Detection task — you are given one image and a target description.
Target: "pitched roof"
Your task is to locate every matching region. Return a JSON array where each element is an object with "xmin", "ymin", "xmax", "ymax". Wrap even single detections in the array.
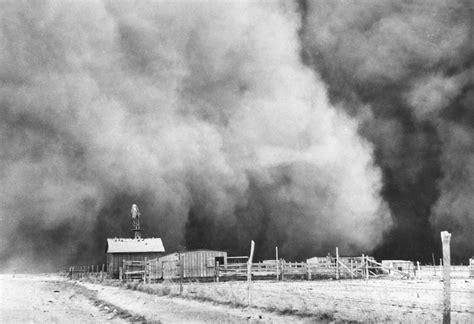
[{"xmin": 106, "ymin": 238, "xmax": 165, "ymax": 253}]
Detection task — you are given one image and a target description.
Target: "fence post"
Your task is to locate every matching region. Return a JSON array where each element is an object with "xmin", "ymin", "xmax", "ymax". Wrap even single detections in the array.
[
  {"xmin": 215, "ymin": 261, "xmax": 220, "ymax": 283},
  {"xmin": 144, "ymin": 257, "xmax": 147, "ymax": 283},
  {"xmin": 122, "ymin": 260, "xmax": 125, "ymax": 282},
  {"xmin": 439, "ymin": 258, "xmax": 443, "ymax": 277},
  {"xmin": 350, "ymin": 259, "xmax": 354, "ymax": 280},
  {"xmin": 361, "ymin": 254, "xmax": 365, "ymax": 278},
  {"xmin": 281, "ymin": 260, "xmax": 285, "ymax": 281},
  {"xmin": 470, "ymin": 259, "xmax": 474, "ymax": 278},
  {"xmin": 336, "ymin": 247, "xmax": 339, "ymax": 280},
  {"xmin": 275, "ymin": 246, "xmax": 279, "ymax": 281},
  {"xmin": 364, "ymin": 255, "xmax": 369, "ymax": 280},
  {"xmin": 441, "ymin": 231, "xmax": 451, "ymax": 324},
  {"xmin": 247, "ymin": 240, "xmax": 255, "ymax": 308},
  {"xmin": 179, "ymin": 253, "xmax": 184, "ymax": 295}
]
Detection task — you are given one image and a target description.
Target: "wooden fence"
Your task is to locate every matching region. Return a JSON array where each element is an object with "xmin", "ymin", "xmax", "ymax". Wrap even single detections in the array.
[
  {"xmin": 418, "ymin": 265, "xmax": 471, "ymax": 279},
  {"xmin": 68, "ymin": 264, "xmax": 106, "ymax": 280},
  {"xmin": 121, "ymin": 260, "xmax": 146, "ymax": 281},
  {"xmin": 133, "ymin": 255, "xmax": 412, "ymax": 283},
  {"xmin": 471, "ymin": 258, "xmax": 474, "ymax": 278},
  {"xmin": 68, "ymin": 257, "xmax": 474, "ymax": 282}
]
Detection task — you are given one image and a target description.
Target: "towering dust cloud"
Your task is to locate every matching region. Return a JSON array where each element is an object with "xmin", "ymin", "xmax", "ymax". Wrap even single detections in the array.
[
  {"xmin": 0, "ymin": 0, "xmax": 392, "ymax": 271},
  {"xmin": 301, "ymin": 0, "xmax": 473, "ymax": 262}
]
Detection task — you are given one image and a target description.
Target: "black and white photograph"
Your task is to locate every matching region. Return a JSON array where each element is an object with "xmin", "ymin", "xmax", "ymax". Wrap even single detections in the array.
[{"xmin": 0, "ymin": 0, "xmax": 473, "ymax": 322}]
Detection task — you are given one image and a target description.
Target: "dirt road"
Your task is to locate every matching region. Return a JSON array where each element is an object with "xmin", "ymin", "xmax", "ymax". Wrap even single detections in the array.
[
  {"xmin": 2, "ymin": 274, "xmax": 472, "ymax": 323},
  {"xmin": 0, "ymin": 274, "xmax": 126, "ymax": 323},
  {"xmin": 0, "ymin": 274, "xmax": 305, "ymax": 323}
]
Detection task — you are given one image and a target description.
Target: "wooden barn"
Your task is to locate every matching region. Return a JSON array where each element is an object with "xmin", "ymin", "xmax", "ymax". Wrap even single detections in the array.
[
  {"xmin": 158, "ymin": 250, "xmax": 227, "ymax": 279},
  {"xmin": 106, "ymin": 238, "xmax": 165, "ymax": 278}
]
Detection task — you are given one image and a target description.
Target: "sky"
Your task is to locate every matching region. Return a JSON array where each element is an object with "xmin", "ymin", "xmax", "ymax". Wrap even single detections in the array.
[{"xmin": 0, "ymin": 0, "xmax": 472, "ymax": 271}]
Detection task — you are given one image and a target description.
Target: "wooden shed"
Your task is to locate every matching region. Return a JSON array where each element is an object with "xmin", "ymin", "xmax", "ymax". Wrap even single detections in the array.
[
  {"xmin": 381, "ymin": 260, "xmax": 414, "ymax": 275},
  {"xmin": 158, "ymin": 250, "xmax": 227, "ymax": 279},
  {"xmin": 106, "ymin": 238, "xmax": 165, "ymax": 278}
]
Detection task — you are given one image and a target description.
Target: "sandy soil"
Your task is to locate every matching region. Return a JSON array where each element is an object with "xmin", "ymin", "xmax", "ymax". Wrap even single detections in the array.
[
  {"xmin": 0, "ymin": 274, "xmax": 305, "ymax": 323},
  {"xmin": 0, "ymin": 274, "xmax": 126, "ymax": 323},
  {"xmin": 79, "ymin": 280, "xmax": 308, "ymax": 323},
  {"xmin": 172, "ymin": 278, "xmax": 474, "ymax": 322},
  {"xmin": 2, "ymin": 274, "xmax": 473, "ymax": 323}
]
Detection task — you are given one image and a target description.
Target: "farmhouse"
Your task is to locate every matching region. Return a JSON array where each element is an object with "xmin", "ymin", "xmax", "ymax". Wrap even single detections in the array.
[
  {"xmin": 158, "ymin": 250, "xmax": 227, "ymax": 279},
  {"xmin": 106, "ymin": 237, "xmax": 165, "ymax": 278}
]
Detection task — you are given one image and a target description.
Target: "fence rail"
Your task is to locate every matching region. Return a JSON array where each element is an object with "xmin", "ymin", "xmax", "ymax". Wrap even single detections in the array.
[
  {"xmin": 67, "ymin": 264, "xmax": 105, "ymax": 280},
  {"xmin": 67, "ymin": 257, "xmax": 474, "ymax": 282}
]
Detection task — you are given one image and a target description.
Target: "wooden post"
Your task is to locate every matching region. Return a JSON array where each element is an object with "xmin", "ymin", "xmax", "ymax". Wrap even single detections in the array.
[
  {"xmin": 179, "ymin": 253, "xmax": 183, "ymax": 295},
  {"xmin": 362, "ymin": 254, "xmax": 365, "ymax": 278},
  {"xmin": 441, "ymin": 231, "xmax": 451, "ymax": 324},
  {"xmin": 122, "ymin": 260, "xmax": 125, "ymax": 282},
  {"xmin": 439, "ymin": 258, "xmax": 443, "ymax": 277},
  {"xmin": 275, "ymin": 246, "xmax": 279, "ymax": 281},
  {"xmin": 417, "ymin": 261, "xmax": 420, "ymax": 278},
  {"xmin": 432, "ymin": 253, "xmax": 436, "ymax": 276},
  {"xmin": 336, "ymin": 247, "xmax": 339, "ymax": 280},
  {"xmin": 101, "ymin": 264, "xmax": 105, "ymax": 281},
  {"xmin": 281, "ymin": 260, "xmax": 285, "ymax": 281},
  {"xmin": 216, "ymin": 261, "xmax": 220, "ymax": 283},
  {"xmin": 350, "ymin": 259, "xmax": 354, "ymax": 280},
  {"xmin": 247, "ymin": 240, "xmax": 255, "ymax": 308},
  {"xmin": 364, "ymin": 255, "xmax": 369, "ymax": 280}
]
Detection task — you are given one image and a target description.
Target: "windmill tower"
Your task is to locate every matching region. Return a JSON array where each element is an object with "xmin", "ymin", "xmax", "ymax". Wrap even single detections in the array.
[{"xmin": 131, "ymin": 203, "xmax": 143, "ymax": 239}]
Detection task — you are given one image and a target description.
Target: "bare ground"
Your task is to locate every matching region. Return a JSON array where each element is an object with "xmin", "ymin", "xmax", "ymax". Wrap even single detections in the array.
[
  {"xmin": 0, "ymin": 274, "xmax": 128, "ymax": 323},
  {"xmin": 0, "ymin": 274, "xmax": 306, "ymax": 323},
  {"xmin": 1, "ymin": 274, "xmax": 473, "ymax": 323},
  {"xmin": 84, "ymin": 276, "xmax": 474, "ymax": 323}
]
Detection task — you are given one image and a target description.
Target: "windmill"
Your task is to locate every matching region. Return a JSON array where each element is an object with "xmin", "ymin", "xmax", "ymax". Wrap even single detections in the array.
[{"xmin": 131, "ymin": 203, "xmax": 142, "ymax": 239}]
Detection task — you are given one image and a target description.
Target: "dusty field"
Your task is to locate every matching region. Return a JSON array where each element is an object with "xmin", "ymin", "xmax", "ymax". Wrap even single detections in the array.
[
  {"xmin": 0, "ymin": 274, "xmax": 304, "ymax": 323},
  {"xmin": 2, "ymin": 274, "xmax": 473, "ymax": 323},
  {"xmin": 0, "ymin": 274, "xmax": 127, "ymax": 323},
  {"xmin": 200, "ymin": 279, "xmax": 473, "ymax": 322},
  {"xmin": 125, "ymin": 277, "xmax": 474, "ymax": 322}
]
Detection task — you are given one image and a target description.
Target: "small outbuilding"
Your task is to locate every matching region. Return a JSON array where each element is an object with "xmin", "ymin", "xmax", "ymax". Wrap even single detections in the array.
[
  {"xmin": 381, "ymin": 260, "xmax": 414, "ymax": 275},
  {"xmin": 159, "ymin": 250, "xmax": 227, "ymax": 279},
  {"xmin": 106, "ymin": 238, "xmax": 165, "ymax": 278}
]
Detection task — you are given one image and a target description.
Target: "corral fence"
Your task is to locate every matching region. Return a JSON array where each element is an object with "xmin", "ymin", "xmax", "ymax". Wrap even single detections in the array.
[
  {"xmin": 418, "ymin": 265, "xmax": 471, "ymax": 279},
  {"xmin": 66, "ymin": 257, "xmax": 474, "ymax": 282},
  {"xmin": 470, "ymin": 258, "xmax": 474, "ymax": 278},
  {"xmin": 67, "ymin": 264, "xmax": 106, "ymax": 280},
  {"xmin": 113, "ymin": 254, "xmax": 416, "ymax": 283}
]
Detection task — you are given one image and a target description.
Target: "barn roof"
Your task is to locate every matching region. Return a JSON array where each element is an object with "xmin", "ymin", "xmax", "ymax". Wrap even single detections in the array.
[{"xmin": 106, "ymin": 238, "xmax": 165, "ymax": 253}]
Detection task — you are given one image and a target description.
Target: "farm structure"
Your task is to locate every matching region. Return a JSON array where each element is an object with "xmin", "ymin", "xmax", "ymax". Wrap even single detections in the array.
[
  {"xmin": 146, "ymin": 250, "xmax": 227, "ymax": 281},
  {"xmin": 106, "ymin": 238, "xmax": 165, "ymax": 278},
  {"xmin": 381, "ymin": 260, "xmax": 415, "ymax": 275}
]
